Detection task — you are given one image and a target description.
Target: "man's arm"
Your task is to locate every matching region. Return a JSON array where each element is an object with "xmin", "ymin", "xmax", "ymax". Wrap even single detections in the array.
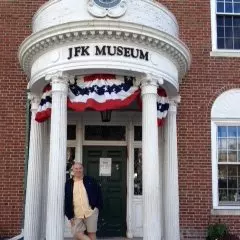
[{"xmin": 64, "ymin": 181, "xmax": 74, "ymax": 220}]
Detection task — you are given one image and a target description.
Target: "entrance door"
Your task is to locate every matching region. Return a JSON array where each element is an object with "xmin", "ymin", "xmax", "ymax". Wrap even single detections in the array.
[{"xmin": 83, "ymin": 146, "xmax": 127, "ymax": 238}]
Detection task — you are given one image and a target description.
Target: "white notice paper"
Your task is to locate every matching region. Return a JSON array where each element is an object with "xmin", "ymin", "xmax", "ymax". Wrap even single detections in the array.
[{"xmin": 99, "ymin": 158, "xmax": 112, "ymax": 176}]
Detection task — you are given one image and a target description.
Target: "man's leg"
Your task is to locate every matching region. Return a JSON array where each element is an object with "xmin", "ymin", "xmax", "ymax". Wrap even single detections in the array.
[
  {"xmin": 85, "ymin": 208, "xmax": 99, "ymax": 240},
  {"xmin": 87, "ymin": 232, "xmax": 96, "ymax": 240},
  {"xmin": 72, "ymin": 218, "xmax": 90, "ymax": 240}
]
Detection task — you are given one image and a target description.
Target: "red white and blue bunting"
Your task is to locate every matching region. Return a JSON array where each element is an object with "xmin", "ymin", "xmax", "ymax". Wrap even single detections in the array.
[
  {"xmin": 35, "ymin": 74, "xmax": 169, "ymax": 126},
  {"xmin": 68, "ymin": 74, "xmax": 140, "ymax": 111}
]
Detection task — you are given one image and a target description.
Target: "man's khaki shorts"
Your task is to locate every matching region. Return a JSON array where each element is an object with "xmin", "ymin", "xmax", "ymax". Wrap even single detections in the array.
[{"xmin": 71, "ymin": 208, "xmax": 99, "ymax": 236}]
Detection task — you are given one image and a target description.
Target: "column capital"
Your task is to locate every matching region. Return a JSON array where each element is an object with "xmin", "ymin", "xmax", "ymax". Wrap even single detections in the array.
[
  {"xmin": 141, "ymin": 74, "xmax": 163, "ymax": 96},
  {"xmin": 168, "ymin": 95, "xmax": 181, "ymax": 112},
  {"xmin": 45, "ymin": 71, "xmax": 70, "ymax": 93},
  {"xmin": 45, "ymin": 71, "xmax": 69, "ymax": 83},
  {"xmin": 140, "ymin": 73, "xmax": 163, "ymax": 87},
  {"xmin": 28, "ymin": 93, "xmax": 40, "ymax": 111}
]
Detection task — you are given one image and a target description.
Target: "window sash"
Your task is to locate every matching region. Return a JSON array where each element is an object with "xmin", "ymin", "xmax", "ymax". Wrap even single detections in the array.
[
  {"xmin": 217, "ymin": 125, "xmax": 240, "ymax": 206},
  {"xmin": 212, "ymin": 0, "xmax": 240, "ymax": 50},
  {"xmin": 216, "ymin": 0, "xmax": 240, "ymax": 14}
]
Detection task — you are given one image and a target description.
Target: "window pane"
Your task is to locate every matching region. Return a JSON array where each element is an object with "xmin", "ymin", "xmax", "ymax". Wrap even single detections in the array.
[
  {"xmin": 225, "ymin": 16, "xmax": 233, "ymax": 26},
  {"xmin": 225, "ymin": 2, "xmax": 233, "ymax": 12},
  {"xmin": 217, "ymin": 27, "xmax": 225, "ymax": 37},
  {"xmin": 219, "ymin": 165, "xmax": 228, "ymax": 177},
  {"xmin": 134, "ymin": 148, "xmax": 142, "ymax": 195},
  {"xmin": 218, "ymin": 126, "xmax": 227, "ymax": 137},
  {"xmin": 66, "ymin": 147, "xmax": 75, "ymax": 180},
  {"xmin": 233, "ymin": 17, "xmax": 240, "ymax": 26},
  {"xmin": 219, "ymin": 178, "xmax": 228, "ymax": 188},
  {"xmin": 217, "ymin": 2, "xmax": 225, "ymax": 12},
  {"xmin": 217, "ymin": 38, "xmax": 225, "ymax": 48},
  {"xmin": 85, "ymin": 125, "xmax": 126, "ymax": 141},
  {"xmin": 67, "ymin": 125, "xmax": 76, "ymax": 140},
  {"xmin": 225, "ymin": 26, "xmax": 233, "ymax": 37},
  {"xmin": 228, "ymin": 151, "xmax": 237, "ymax": 162},
  {"xmin": 219, "ymin": 189, "xmax": 228, "ymax": 201},
  {"xmin": 228, "ymin": 138, "xmax": 237, "ymax": 150},
  {"xmin": 218, "ymin": 138, "xmax": 227, "ymax": 149},
  {"xmin": 228, "ymin": 165, "xmax": 238, "ymax": 176},
  {"xmin": 229, "ymin": 177, "xmax": 238, "ymax": 188},
  {"xmin": 228, "ymin": 126, "xmax": 237, "ymax": 137},
  {"xmin": 217, "ymin": 16, "xmax": 225, "ymax": 26},
  {"xmin": 234, "ymin": 3, "xmax": 240, "ymax": 12},
  {"xmin": 234, "ymin": 27, "xmax": 240, "ymax": 37},
  {"xmin": 234, "ymin": 38, "xmax": 240, "ymax": 48},
  {"xmin": 238, "ymin": 151, "xmax": 240, "ymax": 161},
  {"xmin": 228, "ymin": 189, "xmax": 237, "ymax": 201},
  {"xmin": 225, "ymin": 37, "xmax": 234, "ymax": 48},
  {"xmin": 238, "ymin": 177, "xmax": 240, "ymax": 188},
  {"xmin": 219, "ymin": 150, "xmax": 228, "ymax": 162},
  {"xmin": 134, "ymin": 126, "xmax": 142, "ymax": 141}
]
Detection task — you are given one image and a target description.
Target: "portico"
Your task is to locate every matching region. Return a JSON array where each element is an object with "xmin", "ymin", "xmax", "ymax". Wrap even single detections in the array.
[{"xmin": 18, "ymin": 0, "xmax": 191, "ymax": 240}]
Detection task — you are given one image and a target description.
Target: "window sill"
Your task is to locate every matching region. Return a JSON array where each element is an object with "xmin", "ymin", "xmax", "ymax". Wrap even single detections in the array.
[
  {"xmin": 211, "ymin": 208, "xmax": 240, "ymax": 215},
  {"xmin": 210, "ymin": 50, "xmax": 240, "ymax": 57}
]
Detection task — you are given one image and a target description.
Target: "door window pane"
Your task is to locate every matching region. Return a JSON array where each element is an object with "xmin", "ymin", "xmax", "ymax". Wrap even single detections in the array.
[
  {"xmin": 134, "ymin": 126, "xmax": 142, "ymax": 141},
  {"xmin": 134, "ymin": 148, "xmax": 142, "ymax": 195},
  {"xmin": 67, "ymin": 125, "xmax": 76, "ymax": 140},
  {"xmin": 66, "ymin": 147, "xmax": 75, "ymax": 180}
]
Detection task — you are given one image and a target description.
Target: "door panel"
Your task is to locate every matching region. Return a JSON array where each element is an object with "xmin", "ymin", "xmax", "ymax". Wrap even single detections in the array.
[{"xmin": 83, "ymin": 146, "xmax": 127, "ymax": 237}]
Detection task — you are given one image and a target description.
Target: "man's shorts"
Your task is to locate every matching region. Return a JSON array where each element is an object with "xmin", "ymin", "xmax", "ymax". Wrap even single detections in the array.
[{"xmin": 71, "ymin": 208, "xmax": 99, "ymax": 236}]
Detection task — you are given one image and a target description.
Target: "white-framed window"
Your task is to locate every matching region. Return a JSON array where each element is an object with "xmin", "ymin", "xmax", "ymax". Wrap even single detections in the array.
[
  {"xmin": 211, "ymin": 0, "xmax": 240, "ymax": 56},
  {"xmin": 211, "ymin": 89, "xmax": 240, "ymax": 209}
]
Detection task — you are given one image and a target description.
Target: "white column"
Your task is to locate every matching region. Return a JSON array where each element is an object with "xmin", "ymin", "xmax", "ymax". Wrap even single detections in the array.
[
  {"xmin": 158, "ymin": 127, "xmax": 164, "ymax": 237},
  {"xmin": 163, "ymin": 98, "xmax": 180, "ymax": 240},
  {"xmin": 24, "ymin": 94, "xmax": 43, "ymax": 240},
  {"xmin": 46, "ymin": 72, "xmax": 68, "ymax": 240},
  {"xmin": 141, "ymin": 77, "xmax": 162, "ymax": 240},
  {"xmin": 40, "ymin": 121, "xmax": 50, "ymax": 240}
]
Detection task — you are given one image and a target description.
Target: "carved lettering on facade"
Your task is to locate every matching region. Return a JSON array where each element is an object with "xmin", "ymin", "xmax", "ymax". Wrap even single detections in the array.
[{"xmin": 67, "ymin": 45, "xmax": 149, "ymax": 61}]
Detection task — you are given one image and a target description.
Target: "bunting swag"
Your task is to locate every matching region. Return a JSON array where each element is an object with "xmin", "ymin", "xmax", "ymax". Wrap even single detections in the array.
[
  {"xmin": 35, "ymin": 84, "xmax": 52, "ymax": 122},
  {"xmin": 157, "ymin": 88, "xmax": 169, "ymax": 126},
  {"xmin": 67, "ymin": 74, "xmax": 140, "ymax": 111},
  {"xmin": 35, "ymin": 74, "xmax": 169, "ymax": 126}
]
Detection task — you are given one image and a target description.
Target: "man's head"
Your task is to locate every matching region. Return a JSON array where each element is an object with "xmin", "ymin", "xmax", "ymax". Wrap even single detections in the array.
[{"xmin": 72, "ymin": 162, "xmax": 84, "ymax": 179}]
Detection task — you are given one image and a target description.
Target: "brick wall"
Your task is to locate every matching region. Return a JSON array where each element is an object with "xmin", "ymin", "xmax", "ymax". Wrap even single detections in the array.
[
  {"xmin": 1, "ymin": 0, "xmax": 240, "ymax": 238},
  {"xmin": 0, "ymin": 0, "xmax": 46, "ymax": 238},
  {"xmin": 160, "ymin": 0, "xmax": 240, "ymax": 238}
]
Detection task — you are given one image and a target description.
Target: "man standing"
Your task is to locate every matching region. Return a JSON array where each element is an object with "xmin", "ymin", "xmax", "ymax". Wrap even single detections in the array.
[{"xmin": 65, "ymin": 162, "xmax": 103, "ymax": 240}]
